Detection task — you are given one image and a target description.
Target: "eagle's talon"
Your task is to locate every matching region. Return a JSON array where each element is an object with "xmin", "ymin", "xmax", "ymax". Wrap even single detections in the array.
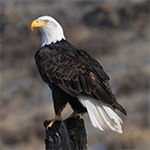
[
  {"xmin": 47, "ymin": 124, "xmax": 51, "ymax": 130},
  {"xmin": 46, "ymin": 115, "xmax": 63, "ymax": 129},
  {"xmin": 43, "ymin": 119, "xmax": 51, "ymax": 127},
  {"xmin": 48, "ymin": 121, "xmax": 55, "ymax": 128}
]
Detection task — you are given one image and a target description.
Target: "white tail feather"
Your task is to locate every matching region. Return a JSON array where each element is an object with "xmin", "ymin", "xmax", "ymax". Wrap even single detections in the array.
[{"xmin": 78, "ymin": 95, "xmax": 123, "ymax": 134}]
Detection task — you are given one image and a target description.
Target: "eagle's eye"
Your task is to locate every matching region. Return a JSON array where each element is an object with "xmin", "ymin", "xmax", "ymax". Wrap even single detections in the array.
[{"xmin": 44, "ymin": 19, "xmax": 49, "ymax": 23}]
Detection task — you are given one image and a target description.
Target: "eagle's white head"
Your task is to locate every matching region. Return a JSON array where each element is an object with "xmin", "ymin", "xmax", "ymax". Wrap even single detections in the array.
[{"xmin": 31, "ymin": 16, "xmax": 65, "ymax": 47}]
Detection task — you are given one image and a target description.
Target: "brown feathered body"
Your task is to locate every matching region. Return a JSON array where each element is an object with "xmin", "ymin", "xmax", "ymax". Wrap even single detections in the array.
[{"xmin": 35, "ymin": 39, "xmax": 127, "ymax": 116}]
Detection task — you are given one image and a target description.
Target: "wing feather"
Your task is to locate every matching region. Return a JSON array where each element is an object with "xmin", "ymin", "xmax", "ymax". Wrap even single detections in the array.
[{"xmin": 35, "ymin": 41, "xmax": 127, "ymax": 115}]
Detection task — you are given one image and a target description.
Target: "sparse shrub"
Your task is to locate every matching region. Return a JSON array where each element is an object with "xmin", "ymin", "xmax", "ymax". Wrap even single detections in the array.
[
  {"xmin": 76, "ymin": 32, "xmax": 118, "ymax": 57},
  {"xmin": 107, "ymin": 125, "xmax": 149, "ymax": 149},
  {"xmin": 115, "ymin": 67, "xmax": 149, "ymax": 95}
]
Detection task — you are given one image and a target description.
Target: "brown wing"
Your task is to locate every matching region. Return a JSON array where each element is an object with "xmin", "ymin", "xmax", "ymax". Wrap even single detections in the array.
[{"xmin": 35, "ymin": 40, "xmax": 127, "ymax": 115}]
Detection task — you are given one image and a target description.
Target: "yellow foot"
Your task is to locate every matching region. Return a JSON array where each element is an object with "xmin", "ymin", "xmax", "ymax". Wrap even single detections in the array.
[{"xmin": 47, "ymin": 115, "xmax": 63, "ymax": 129}]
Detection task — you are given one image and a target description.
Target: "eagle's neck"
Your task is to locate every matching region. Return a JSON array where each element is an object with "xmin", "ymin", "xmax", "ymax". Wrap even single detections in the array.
[{"xmin": 40, "ymin": 25, "xmax": 66, "ymax": 47}]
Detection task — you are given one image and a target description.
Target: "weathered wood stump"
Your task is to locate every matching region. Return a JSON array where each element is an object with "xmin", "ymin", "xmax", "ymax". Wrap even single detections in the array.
[{"xmin": 44, "ymin": 116, "xmax": 87, "ymax": 150}]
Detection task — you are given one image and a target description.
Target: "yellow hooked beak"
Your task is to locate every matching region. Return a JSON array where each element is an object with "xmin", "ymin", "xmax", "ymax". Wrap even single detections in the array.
[{"xmin": 31, "ymin": 19, "xmax": 47, "ymax": 31}]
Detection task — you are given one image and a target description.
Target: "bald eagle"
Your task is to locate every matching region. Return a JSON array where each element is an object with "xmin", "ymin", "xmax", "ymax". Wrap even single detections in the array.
[{"xmin": 31, "ymin": 16, "xmax": 127, "ymax": 134}]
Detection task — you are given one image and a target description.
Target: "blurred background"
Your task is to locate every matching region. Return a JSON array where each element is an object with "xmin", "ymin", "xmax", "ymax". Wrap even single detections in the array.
[{"xmin": 1, "ymin": 1, "xmax": 149, "ymax": 150}]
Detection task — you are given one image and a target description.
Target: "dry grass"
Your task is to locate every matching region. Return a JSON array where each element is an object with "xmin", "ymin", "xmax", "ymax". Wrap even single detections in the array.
[
  {"xmin": 115, "ymin": 67, "xmax": 149, "ymax": 96},
  {"xmin": 107, "ymin": 125, "xmax": 150, "ymax": 149},
  {"xmin": 75, "ymin": 31, "xmax": 118, "ymax": 57}
]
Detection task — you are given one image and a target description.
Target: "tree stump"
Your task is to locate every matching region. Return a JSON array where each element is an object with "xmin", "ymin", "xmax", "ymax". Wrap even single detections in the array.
[{"xmin": 44, "ymin": 116, "xmax": 87, "ymax": 150}]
